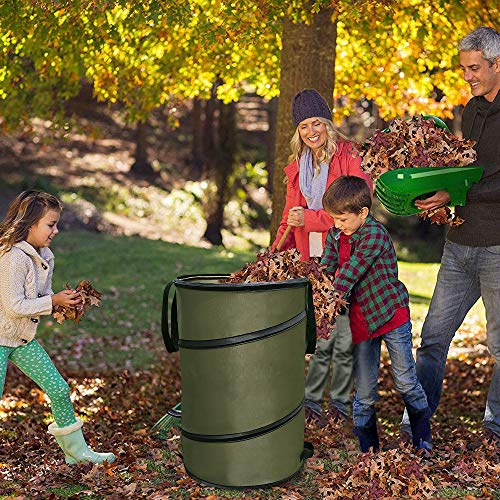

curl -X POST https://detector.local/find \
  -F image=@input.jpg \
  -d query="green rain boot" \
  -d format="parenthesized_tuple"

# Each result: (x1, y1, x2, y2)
(48, 419, 116, 465)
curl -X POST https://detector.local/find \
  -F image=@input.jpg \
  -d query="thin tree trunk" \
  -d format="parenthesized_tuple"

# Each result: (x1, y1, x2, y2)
(191, 97, 204, 179)
(270, 8, 338, 240)
(130, 120, 155, 177)
(266, 96, 278, 194)
(202, 79, 237, 246)
(452, 105, 463, 137)
(203, 101, 236, 245)
(202, 87, 218, 179)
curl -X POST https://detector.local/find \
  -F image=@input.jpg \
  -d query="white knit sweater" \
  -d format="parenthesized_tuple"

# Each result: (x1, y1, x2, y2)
(0, 241, 54, 347)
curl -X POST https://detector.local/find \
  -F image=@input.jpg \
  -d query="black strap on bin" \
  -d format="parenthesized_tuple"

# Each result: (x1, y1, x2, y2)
(161, 281, 179, 353)
(163, 278, 315, 354)
(305, 281, 317, 354)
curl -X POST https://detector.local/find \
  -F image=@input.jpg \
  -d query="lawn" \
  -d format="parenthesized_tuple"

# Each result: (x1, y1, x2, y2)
(0, 231, 496, 500)
(36, 231, 257, 369)
(39, 232, 486, 367)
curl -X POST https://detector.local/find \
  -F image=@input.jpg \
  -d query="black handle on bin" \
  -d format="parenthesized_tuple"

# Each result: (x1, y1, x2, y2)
(305, 281, 317, 354)
(161, 281, 179, 353)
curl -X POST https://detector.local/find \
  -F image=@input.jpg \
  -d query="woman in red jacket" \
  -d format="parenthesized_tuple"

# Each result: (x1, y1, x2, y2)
(271, 88, 372, 425)
(271, 89, 372, 260)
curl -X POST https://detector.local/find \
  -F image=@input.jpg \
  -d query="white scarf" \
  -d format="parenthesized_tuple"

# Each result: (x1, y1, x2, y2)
(299, 148, 329, 210)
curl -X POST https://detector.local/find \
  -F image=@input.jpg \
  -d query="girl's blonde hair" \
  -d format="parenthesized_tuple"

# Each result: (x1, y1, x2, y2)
(288, 117, 348, 175)
(0, 190, 62, 255)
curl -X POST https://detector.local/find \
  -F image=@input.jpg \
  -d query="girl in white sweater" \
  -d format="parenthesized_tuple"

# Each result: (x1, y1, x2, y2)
(0, 190, 115, 465)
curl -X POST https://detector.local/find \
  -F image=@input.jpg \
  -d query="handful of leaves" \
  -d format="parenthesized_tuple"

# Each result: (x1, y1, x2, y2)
(224, 249, 347, 339)
(53, 280, 102, 324)
(359, 115, 477, 226)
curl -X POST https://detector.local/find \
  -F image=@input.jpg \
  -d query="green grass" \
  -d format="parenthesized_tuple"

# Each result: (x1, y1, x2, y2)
(399, 261, 440, 327)
(37, 231, 256, 369)
(48, 484, 95, 498)
(399, 260, 486, 339)
(438, 487, 494, 498)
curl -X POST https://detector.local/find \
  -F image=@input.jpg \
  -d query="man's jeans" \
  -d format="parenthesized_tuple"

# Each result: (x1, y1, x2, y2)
(402, 241, 500, 436)
(304, 314, 353, 417)
(353, 320, 428, 428)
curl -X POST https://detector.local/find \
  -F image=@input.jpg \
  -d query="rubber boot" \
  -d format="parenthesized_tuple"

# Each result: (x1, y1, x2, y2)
(407, 407, 433, 453)
(353, 413, 379, 452)
(48, 419, 116, 465)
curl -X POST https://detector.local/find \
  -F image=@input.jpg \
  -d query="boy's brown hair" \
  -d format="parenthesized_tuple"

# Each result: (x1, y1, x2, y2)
(322, 175, 372, 214)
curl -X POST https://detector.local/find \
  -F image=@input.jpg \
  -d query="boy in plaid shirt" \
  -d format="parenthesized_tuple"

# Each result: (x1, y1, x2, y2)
(321, 175, 432, 453)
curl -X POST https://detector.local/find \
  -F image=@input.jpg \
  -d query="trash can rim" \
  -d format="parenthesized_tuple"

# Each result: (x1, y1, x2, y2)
(173, 274, 310, 291)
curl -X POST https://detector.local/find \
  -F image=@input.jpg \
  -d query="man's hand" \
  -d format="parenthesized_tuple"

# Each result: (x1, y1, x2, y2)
(414, 190, 451, 211)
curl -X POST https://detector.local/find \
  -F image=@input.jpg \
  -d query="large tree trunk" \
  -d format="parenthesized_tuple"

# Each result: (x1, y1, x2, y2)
(269, 8, 338, 240)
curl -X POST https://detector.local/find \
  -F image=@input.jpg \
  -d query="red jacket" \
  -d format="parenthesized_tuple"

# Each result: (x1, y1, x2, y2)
(271, 142, 373, 260)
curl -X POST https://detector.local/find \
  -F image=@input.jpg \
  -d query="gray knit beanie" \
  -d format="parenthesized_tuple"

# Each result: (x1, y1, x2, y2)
(291, 89, 332, 128)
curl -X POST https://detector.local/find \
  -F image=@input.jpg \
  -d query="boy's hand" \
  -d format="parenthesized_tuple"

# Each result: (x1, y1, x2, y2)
(52, 290, 82, 308)
(287, 206, 305, 227)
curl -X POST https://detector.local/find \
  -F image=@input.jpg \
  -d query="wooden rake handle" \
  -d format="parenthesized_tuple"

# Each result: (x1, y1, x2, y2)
(274, 225, 292, 252)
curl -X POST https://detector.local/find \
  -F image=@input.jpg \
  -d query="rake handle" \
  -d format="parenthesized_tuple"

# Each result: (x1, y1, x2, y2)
(275, 225, 292, 252)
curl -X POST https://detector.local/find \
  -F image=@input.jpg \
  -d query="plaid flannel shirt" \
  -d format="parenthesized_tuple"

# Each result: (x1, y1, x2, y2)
(321, 214, 409, 335)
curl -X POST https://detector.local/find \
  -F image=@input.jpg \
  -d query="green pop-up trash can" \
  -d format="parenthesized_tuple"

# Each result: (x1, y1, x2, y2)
(161, 274, 316, 488)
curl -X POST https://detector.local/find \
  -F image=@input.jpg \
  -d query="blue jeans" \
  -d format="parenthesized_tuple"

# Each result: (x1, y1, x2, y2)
(353, 320, 428, 428)
(403, 241, 500, 436)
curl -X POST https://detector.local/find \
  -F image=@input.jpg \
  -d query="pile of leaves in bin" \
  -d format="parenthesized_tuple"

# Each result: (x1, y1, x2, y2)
(52, 279, 102, 324)
(359, 115, 477, 226)
(223, 248, 347, 339)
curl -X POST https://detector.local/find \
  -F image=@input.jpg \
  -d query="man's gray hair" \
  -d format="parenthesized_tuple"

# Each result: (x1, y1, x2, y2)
(458, 26, 500, 65)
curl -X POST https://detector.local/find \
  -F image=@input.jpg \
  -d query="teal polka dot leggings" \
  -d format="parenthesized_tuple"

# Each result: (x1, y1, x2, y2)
(0, 340, 77, 428)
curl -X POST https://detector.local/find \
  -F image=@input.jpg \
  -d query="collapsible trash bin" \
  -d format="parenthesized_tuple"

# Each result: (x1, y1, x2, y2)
(161, 274, 316, 488)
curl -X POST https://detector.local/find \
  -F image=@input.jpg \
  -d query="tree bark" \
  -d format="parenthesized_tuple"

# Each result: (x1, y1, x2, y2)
(202, 81, 237, 246)
(269, 8, 338, 240)
(190, 97, 204, 179)
(266, 96, 278, 194)
(130, 120, 156, 177)
(202, 86, 218, 177)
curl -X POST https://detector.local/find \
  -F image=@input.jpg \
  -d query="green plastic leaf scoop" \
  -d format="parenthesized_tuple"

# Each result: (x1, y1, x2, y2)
(375, 166, 483, 216)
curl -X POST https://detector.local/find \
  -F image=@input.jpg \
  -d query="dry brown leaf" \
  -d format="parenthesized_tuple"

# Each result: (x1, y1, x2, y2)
(224, 249, 347, 339)
(359, 115, 476, 226)
(52, 279, 102, 324)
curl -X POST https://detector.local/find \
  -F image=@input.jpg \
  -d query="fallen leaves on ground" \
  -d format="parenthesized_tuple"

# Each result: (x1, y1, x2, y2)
(1, 342, 498, 499)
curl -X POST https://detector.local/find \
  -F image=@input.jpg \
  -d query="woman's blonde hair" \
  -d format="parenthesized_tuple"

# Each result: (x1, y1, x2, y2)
(0, 190, 62, 255)
(288, 117, 348, 175)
